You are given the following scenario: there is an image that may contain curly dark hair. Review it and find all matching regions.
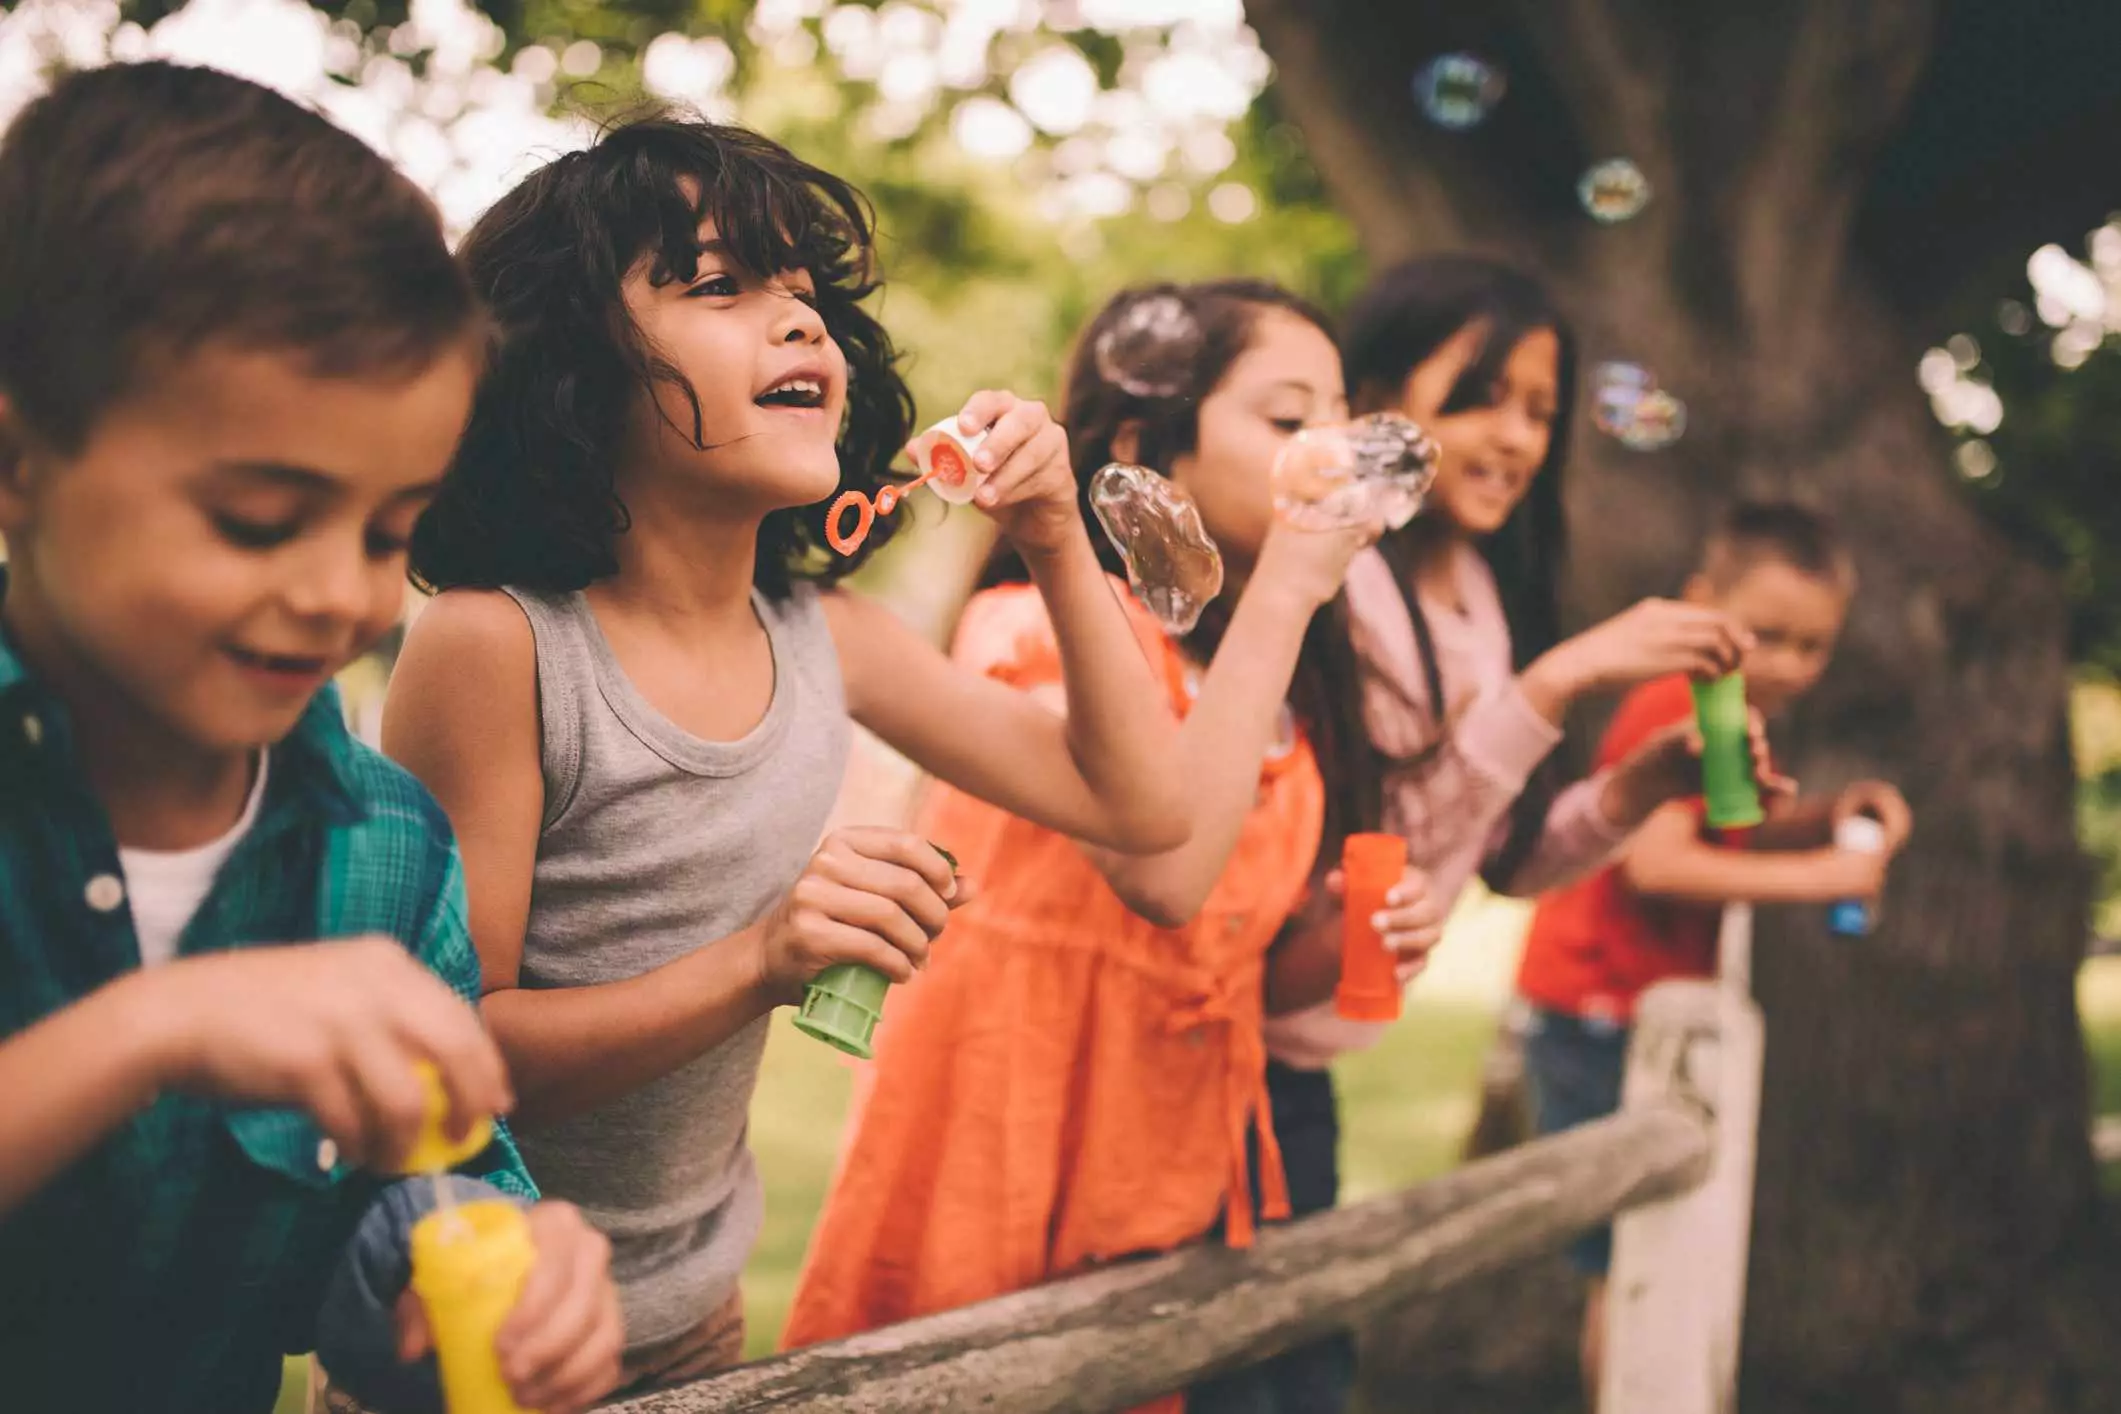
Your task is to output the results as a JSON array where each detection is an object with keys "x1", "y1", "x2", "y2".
[
  {"x1": 410, "y1": 111, "x2": 915, "y2": 600},
  {"x1": 983, "y1": 279, "x2": 1384, "y2": 855}
]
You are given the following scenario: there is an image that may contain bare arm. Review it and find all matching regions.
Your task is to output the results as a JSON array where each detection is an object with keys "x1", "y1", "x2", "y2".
[
  {"x1": 383, "y1": 592, "x2": 778, "y2": 1129},
  {"x1": 828, "y1": 532, "x2": 1186, "y2": 857},
  {"x1": 1620, "y1": 801, "x2": 1884, "y2": 906}
]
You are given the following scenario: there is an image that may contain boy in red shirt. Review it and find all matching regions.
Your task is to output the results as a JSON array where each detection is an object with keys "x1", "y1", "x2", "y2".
[{"x1": 1514, "y1": 501, "x2": 1912, "y2": 1404}]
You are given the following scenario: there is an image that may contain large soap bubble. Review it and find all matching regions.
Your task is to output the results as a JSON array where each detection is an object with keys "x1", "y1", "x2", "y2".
[
  {"x1": 1271, "y1": 412, "x2": 1440, "y2": 532},
  {"x1": 1089, "y1": 463, "x2": 1224, "y2": 636},
  {"x1": 1412, "y1": 54, "x2": 1504, "y2": 131},
  {"x1": 1093, "y1": 292, "x2": 1204, "y2": 400}
]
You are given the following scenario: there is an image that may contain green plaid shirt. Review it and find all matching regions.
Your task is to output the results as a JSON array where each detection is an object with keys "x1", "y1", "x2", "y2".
[{"x1": 0, "y1": 598, "x2": 535, "y2": 1414}]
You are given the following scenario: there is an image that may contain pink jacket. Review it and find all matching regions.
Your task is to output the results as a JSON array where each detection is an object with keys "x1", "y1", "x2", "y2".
[{"x1": 1262, "y1": 545, "x2": 1629, "y2": 1069}]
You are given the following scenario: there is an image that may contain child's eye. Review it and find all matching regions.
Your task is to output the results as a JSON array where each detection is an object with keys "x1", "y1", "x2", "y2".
[
  {"x1": 685, "y1": 274, "x2": 741, "y2": 299},
  {"x1": 365, "y1": 530, "x2": 411, "y2": 559},
  {"x1": 1271, "y1": 418, "x2": 1307, "y2": 435},
  {"x1": 212, "y1": 513, "x2": 299, "y2": 550}
]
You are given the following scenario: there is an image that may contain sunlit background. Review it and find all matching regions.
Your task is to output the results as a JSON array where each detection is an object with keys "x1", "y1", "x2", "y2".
[{"x1": 6, "y1": 4, "x2": 2121, "y2": 1395}]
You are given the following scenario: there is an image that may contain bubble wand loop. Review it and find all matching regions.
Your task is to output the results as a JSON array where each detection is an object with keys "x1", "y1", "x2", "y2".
[
  {"x1": 825, "y1": 418, "x2": 987, "y2": 557},
  {"x1": 825, "y1": 464, "x2": 941, "y2": 556}
]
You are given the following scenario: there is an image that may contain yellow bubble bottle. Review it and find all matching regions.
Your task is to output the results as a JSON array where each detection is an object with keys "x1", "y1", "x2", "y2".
[
  {"x1": 397, "y1": 1061, "x2": 525, "y2": 1414},
  {"x1": 409, "y1": 1200, "x2": 535, "y2": 1414}
]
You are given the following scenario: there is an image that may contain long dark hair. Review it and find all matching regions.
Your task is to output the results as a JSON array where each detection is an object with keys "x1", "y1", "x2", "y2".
[
  {"x1": 410, "y1": 111, "x2": 915, "y2": 599},
  {"x1": 1340, "y1": 256, "x2": 1577, "y2": 890},
  {"x1": 981, "y1": 279, "x2": 1382, "y2": 855}
]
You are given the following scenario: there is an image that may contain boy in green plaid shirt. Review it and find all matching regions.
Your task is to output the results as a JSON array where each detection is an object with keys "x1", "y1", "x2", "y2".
[{"x1": 0, "y1": 63, "x2": 620, "y2": 1413}]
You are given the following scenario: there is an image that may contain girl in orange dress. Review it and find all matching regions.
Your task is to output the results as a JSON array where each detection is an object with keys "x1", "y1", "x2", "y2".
[{"x1": 782, "y1": 281, "x2": 1444, "y2": 1408}]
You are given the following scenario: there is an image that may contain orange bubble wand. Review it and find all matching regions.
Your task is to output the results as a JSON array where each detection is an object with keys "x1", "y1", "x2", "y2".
[{"x1": 825, "y1": 421, "x2": 985, "y2": 556}]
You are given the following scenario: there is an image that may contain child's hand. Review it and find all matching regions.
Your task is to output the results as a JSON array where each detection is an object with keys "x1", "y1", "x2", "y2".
[
  {"x1": 1378, "y1": 866, "x2": 1446, "y2": 984},
  {"x1": 936, "y1": 391, "x2": 1080, "y2": 558},
  {"x1": 1607, "y1": 707, "x2": 1791, "y2": 827},
  {"x1": 1835, "y1": 780, "x2": 1912, "y2": 852},
  {"x1": 1819, "y1": 843, "x2": 1891, "y2": 902},
  {"x1": 1530, "y1": 599, "x2": 1754, "y2": 710},
  {"x1": 1253, "y1": 513, "x2": 1377, "y2": 617},
  {"x1": 394, "y1": 1201, "x2": 623, "y2": 1414},
  {"x1": 143, "y1": 937, "x2": 512, "y2": 1170},
  {"x1": 1323, "y1": 862, "x2": 1444, "y2": 984},
  {"x1": 749, "y1": 828, "x2": 974, "y2": 1004}
]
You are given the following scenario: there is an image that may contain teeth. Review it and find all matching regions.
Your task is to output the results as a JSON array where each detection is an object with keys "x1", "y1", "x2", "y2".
[{"x1": 765, "y1": 377, "x2": 822, "y2": 398}]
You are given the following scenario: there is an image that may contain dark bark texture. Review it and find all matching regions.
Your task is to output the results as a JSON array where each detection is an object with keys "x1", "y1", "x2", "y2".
[{"x1": 1241, "y1": 2, "x2": 2121, "y2": 1410}]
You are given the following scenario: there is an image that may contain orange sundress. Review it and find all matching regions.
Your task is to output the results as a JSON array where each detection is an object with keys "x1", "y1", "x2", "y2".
[{"x1": 783, "y1": 584, "x2": 1325, "y2": 1409}]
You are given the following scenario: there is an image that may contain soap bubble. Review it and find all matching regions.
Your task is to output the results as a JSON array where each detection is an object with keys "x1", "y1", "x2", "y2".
[
  {"x1": 1272, "y1": 412, "x2": 1440, "y2": 532},
  {"x1": 1412, "y1": 54, "x2": 1504, "y2": 131},
  {"x1": 1590, "y1": 362, "x2": 1653, "y2": 438},
  {"x1": 1578, "y1": 158, "x2": 1650, "y2": 223},
  {"x1": 1590, "y1": 362, "x2": 1686, "y2": 450},
  {"x1": 1089, "y1": 462, "x2": 1224, "y2": 636},
  {"x1": 1094, "y1": 292, "x2": 1204, "y2": 400},
  {"x1": 1616, "y1": 388, "x2": 1687, "y2": 451}
]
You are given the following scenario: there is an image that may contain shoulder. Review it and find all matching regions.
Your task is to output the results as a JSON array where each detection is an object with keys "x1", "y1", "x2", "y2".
[
  {"x1": 401, "y1": 589, "x2": 537, "y2": 666},
  {"x1": 391, "y1": 591, "x2": 540, "y2": 718}
]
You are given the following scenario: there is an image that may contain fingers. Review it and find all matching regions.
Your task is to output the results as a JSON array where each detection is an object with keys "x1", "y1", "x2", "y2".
[
  {"x1": 337, "y1": 1031, "x2": 428, "y2": 1171},
  {"x1": 794, "y1": 918, "x2": 924, "y2": 983},
  {"x1": 955, "y1": 388, "x2": 1018, "y2": 440},
  {"x1": 831, "y1": 828, "x2": 960, "y2": 902},
  {"x1": 815, "y1": 850, "x2": 953, "y2": 941},
  {"x1": 351, "y1": 938, "x2": 514, "y2": 1134},
  {"x1": 394, "y1": 1287, "x2": 432, "y2": 1363},
  {"x1": 502, "y1": 1204, "x2": 622, "y2": 1414},
  {"x1": 976, "y1": 420, "x2": 1070, "y2": 510}
]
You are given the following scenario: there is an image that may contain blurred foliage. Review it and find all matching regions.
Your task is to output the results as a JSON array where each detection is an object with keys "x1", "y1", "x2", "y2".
[{"x1": 1937, "y1": 249, "x2": 2121, "y2": 679}]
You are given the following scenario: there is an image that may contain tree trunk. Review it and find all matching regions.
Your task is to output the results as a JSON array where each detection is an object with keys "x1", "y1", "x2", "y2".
[{"x1": 1245, "y1": 1, "x2": 2121, "y2": 1408}]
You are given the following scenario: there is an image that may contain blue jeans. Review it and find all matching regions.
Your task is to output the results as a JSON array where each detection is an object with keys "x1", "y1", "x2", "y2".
[
  {"x1": 1521, "y1": 1005, "x2": 1630, "y2": 1277},
  {"x1": 314, "y1": 1175, "x2": 523, "y2": 1414},
  {"x1": 1186, "y1": 1061, "x2": 1355, "y2": 1414}
]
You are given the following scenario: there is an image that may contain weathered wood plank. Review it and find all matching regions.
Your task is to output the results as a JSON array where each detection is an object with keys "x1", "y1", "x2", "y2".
[{"x1": 604, "y1": 1104, "x2": 1711, "y2": 1414}]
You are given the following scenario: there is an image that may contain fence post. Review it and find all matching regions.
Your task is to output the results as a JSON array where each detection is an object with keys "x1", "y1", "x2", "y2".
[{"x1": 1599, "y1": 904, "x2": 1764, "y2": 1414}]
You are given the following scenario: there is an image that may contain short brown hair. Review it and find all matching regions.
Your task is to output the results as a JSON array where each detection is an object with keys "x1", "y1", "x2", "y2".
[
  {"x1": 1700, "y1": 500, "x2": 1855, "y2": 592},
  {"x1": 0, "y1": 61, "x2": 477, "y2": 453}
]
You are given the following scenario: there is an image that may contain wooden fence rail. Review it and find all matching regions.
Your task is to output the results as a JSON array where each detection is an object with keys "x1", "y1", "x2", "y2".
[{"x1": 604, "y1": 1102, "x2": 1711, "y2": 1414}]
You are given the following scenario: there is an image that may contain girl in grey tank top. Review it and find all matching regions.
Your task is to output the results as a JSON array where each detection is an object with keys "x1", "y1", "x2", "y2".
[{"x1": 391, "y1": 117, "x2": 1188, "y2": 1382}]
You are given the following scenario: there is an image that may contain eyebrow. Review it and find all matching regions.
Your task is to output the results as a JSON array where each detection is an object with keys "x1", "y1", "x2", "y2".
[{"x1": 208, "y1": 462, "x2": 443, "y2": 503}]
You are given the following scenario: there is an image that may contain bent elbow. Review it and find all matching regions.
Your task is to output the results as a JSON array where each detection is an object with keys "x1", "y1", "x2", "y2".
[
  {"x1": 1109, "y1": 877, "x2": 1206, "y2": 930},
  {"x1": 1115, "y1": 804, "x2": 1193, "y2": 856}
]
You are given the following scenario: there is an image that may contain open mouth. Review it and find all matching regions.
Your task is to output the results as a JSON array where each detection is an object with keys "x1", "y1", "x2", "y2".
[{"x1": 755, "y1": 375, "x2": 828, "y2": 411}]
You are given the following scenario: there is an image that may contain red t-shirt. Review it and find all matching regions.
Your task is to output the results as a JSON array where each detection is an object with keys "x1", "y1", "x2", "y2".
[{"x1": 1515, "y1": 675, "x2": 1723, "y2": 1022}]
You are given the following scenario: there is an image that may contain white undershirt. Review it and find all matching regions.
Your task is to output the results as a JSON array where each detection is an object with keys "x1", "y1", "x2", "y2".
[{"x1": 118, "y1": 752, "x2": 270, "y2": 968}]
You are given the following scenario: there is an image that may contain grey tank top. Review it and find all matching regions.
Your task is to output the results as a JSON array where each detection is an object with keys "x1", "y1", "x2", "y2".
[{"x1": 499, "y1": 583, "x2": 848, "y2": 1350}]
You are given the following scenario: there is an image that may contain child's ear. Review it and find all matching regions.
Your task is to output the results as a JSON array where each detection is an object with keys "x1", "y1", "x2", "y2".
[
  {"x1": 1680, "y1": 572, "x2": 1716, "y2": 606},
  {"x1": 1111, "y1": 419, "x2": 1145, "y2": 466}
]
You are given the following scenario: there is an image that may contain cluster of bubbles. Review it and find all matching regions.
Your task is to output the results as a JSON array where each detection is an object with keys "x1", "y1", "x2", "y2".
[
  {"x1": 1093, "y1": 292, "x2": 1206, "y2": 400},
  {"x1": 1271, "y1": 412, "x2": 1441, "y2": 532},
  {"x1": 1414, "y1": 53, "x2": 1676, "y2": 451},
  {"x1": 1591, "y1": 362, "x2": 1687, "y2": 452},
  {"x1": 1089, "y1": 462, "x2": 1225, "y2": 636}
]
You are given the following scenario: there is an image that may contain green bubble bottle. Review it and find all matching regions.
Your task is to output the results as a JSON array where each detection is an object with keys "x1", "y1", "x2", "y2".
[
  {"x1": 1691, "y1": 672, "x2": 1763, "y2": 829},
  {"x1": 793, "y1": 843, "x2": 957, "y2": 1060}
]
